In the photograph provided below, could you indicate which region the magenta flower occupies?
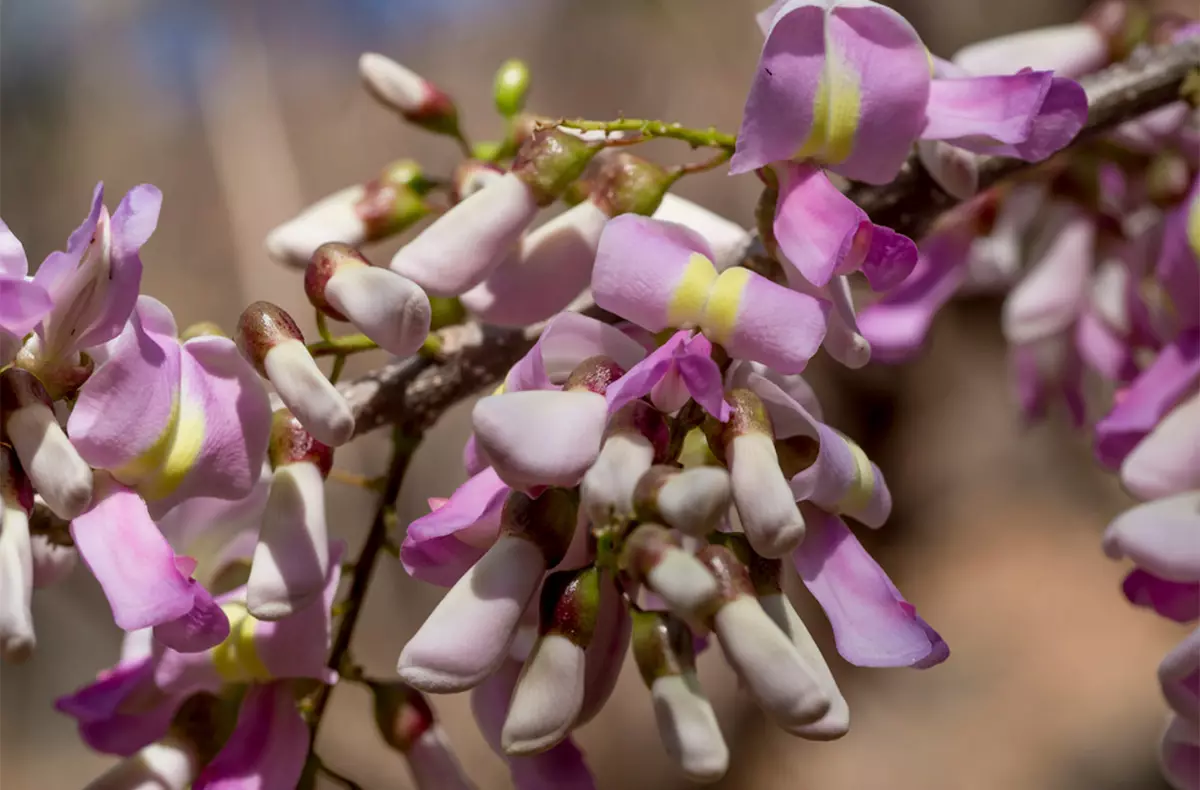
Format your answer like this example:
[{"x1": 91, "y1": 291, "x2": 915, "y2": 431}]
[
  {"x1": 192, "y1": 681, "x2": 310, "y2": 790},
  {"x1": 605, "y1": 330, "x2": 731, "y2": 420},
  {"x1": 401, "y1": 466, "x2": 509, "y2": 586}
]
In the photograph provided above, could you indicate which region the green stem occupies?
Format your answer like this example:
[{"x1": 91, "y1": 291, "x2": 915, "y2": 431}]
[
  {"x1": 307, "y1": 334, "x2": 378, "y2": 357},
  {"x1": 314, "y1": 311, "x2": 334, "y2": 343},
  {"x1": 328, "y1": 355, "x2": 347, "y2": 384},
  {"x1": 556, "y1": 118, "x2": 737, "y2": 150}
]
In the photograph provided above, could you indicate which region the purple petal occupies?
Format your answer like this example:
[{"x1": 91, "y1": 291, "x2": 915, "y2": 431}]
[
  {"x1": 153, "y1": 580, "x2": 231, "y2": 653},
  {"x1": 504, "y1": 312, "x2": 647, "y2": 393},
  {"x1": 193, "y1": 682, "x2": 309, "y2": 790},
  {"x1": 861, "y1": 225, "x2": 919, "y2": 291},
  {"x1": 774, "y1": 162, "x2": 864, "y2": 288},
  {"x1": 69, "y1": 302, "x2": 180, "y2": 472},
  {"x1": 1160, "y1": 629, "x2": 1200, "y2": 720},
  {"x1": 603, "y1": 332, "x2": 684, "y2": 415},
  {"x1": 401, "y1": 467, "x2": 510, "y2": 587},
  {"x1": 1121, "y1": 570, "x2": 1200, "y2": 623},
  {"x1": 1155, "y1": 189, "x2": 1200, "y2": 334},
  {"x1": 0, "y1": 276, "x2": 52, "y2": 337},
  {"x1": 676, "y1": 333, "x2": 732, "y2": 421},
  {"x1": 794, "y1": 508, "x2": 947, "y2": 668},
  {"x1": 1121, "y1": 394, "x2": 1200, "y2": 500},
  {"x1": 1160, "y1": 715, "x2": 1200, "y2": 790},
  {"x1": 719, "y1": 270, "x2": 829, "y2": 374},
  {"x1": 70, "y1": 478, "x2": 195, "y2": 632},
  {"x1": 0, "y1": 219, "x2": 28, "y2": 278},
  {"x1": 858, "y1": 228, "x2": 971, "y2": 362},
  {"x1": 111, "y1": 185, "x2": 163, "y2": 257},
  {"x1": 923, "y1": 71, "x2": 1054, "y2": 145},
  {"x1": 55, "y1": 658, "x2": 184, "y2": 757}
]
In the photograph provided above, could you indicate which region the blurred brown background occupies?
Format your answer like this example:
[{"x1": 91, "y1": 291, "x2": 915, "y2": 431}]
[{"x1": 1, "y1": 0, "x2": 1192, "y2": 787}]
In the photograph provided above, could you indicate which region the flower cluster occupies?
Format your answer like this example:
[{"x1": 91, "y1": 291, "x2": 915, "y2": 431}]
[{"x1": 5, "y1": 0, "x2": 1195, "y2": 787}]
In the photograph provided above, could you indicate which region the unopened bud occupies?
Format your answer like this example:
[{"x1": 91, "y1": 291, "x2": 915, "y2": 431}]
[
  {"x1": 373, "y1": 681, "x2": 435, "y2": 752},
  {"x1": 705, "y1": 389, "x2": 804, "y2": 557},
  {"x1": 590, "y1": 152, "x2": 674, "y2": 217},
  {"x1": 564, "y1": 355, "x2": 626, "y2": 394},
  {"x1": 265, "y1": 186, "x2": 371, "y2": 269},
  {"x1": 237, "y1": 302, "x2": 354, "y2": 447},
  {"x1": 359, "y1": 53, "x2": 461, "y2": 138},
  {"x1": 0, "y1": 368, "x2": 93, "y2": 520},
  {"x1": 356, "y1": 179, "x2": 430, "y2": 243},
  {"x1": 501, "y1": 487, "x2": 580, "y2": 568},
  {"x1": 0, "y1": 446, "x2": 35, "y2": 663},
  {"x1": 696, "y1": 543, "x2": 830, "y2": 733},
  {"x1": 511, "y1": 128, "x2": 601, "y2": 206},
  {"x1": 502, "y1": 567, "x2": 599, "y2": 755},
  {"x1": 631, "y1": 609, "x2": 729, "y2": 782},
  {"x1": 917, "y1": 139, "x2": 979, "y2": 202},
  {"x1": 633, "y1": 465, "x2": 732, "y2": 537},
  {"x1": 622, "y1": 524, "x2": 718, "y2": 625},
  {"x1": 306, "y1": 243, "x2": 431, "y2": 357},
  {"x1": 581, "y1": 402, "x2": 669, "y2": 526},
  {"x1": 493, "y1": 59, "x2": 531, "y2": 118}
]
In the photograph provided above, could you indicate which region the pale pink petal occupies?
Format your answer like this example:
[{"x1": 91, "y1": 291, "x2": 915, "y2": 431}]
[
  {"x1": 1121, "y1": 395, "x2": 1200, "y2": 500},
  {"x1": 69, "y1": 305, "x2": 180, "y2": 472},
  {"x1": 193, "y1": 682, "x2": 309, "y2": 790},
  {"x1": 674, "y1": 333, "x2": 732, "y2": 420},
  {"x1": 923, "y1": 72, "x2": 1053, "y2": 145},
  {"x1": 952, "y1": 23, "x2": 1108, "y2": 78},
  {"x1": 0, "y1": 277, "x2": 51, "y2": 337},
  {"x1": 858, "y1": 228, "x2": 970, "y2": 362},
  {"x1": 56, "y1": 659, "x2": 186, "y2": 757},
  {"x1": 716, "y1": 270, "x2": 830, "y2": 374},
  {"x1": 504, "y1": 312, "x2": 646, "y2": 393},
  {"x1": 1160, "y1": 629, "x2": 1200, "y2": 720},
  {"x1": 1160, "y1": 715, "x2": 1200, "y2": 790},
  {"x1": 604, "y1": 332, "x2": 685, "y2": 415},
  {"x1": 1103, "y1": 492, "x2": 1200, "y2": 583},
  {"x1": 70, "y1": 478, "x2": 194, "y2": 632},
  {"x1": 0, "y1": 219, "x2": 28, "y2": 277},
  {"x1": 153, "y1": 579, "x2": 230, "y2": 653},
  {"x1": 794, "y1": 507, "x2": 947, "y2": 667}
]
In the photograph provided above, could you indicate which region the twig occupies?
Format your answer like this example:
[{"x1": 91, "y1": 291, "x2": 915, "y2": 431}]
[
  {"x1": 338, "y1": 39, "x2": 1199, "y2": 440},
  {"x1": 307, "y1": 427, "x2": 423, "y2": 735}
]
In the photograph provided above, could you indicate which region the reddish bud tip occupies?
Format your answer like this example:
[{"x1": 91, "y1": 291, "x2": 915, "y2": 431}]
[
  {"x1": 236, "y1": 301, "x2": 304, "y2": 374},
  {"x1": 306, "y1": 243, "x2": 369, "y2": 321},
  {"x1": 268, "y1": 409, "x2": 334, "y2": 476}
]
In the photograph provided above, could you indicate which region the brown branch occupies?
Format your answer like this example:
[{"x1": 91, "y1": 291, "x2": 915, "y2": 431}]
[{"x1": 340, "y1": 38, "x2": 1199, "y2": 439}]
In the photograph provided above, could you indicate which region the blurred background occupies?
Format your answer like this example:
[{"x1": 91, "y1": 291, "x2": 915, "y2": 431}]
[{"x1": 1, "y1": 0, "x2": 1194, "y2": 787}]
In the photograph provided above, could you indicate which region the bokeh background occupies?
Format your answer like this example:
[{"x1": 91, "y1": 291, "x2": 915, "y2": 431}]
[{"x1": 1, "y1": 0, "x2": 1194, "y2": 787}]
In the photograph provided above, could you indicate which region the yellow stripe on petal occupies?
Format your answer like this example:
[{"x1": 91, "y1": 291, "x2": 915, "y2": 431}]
[
  {"x1": 836, "y1": 435, "x2": 875, "y2": 514},
  {"x1": 112, "y1": 398, "x2": 181, "y2": 488},
  {"x1": 794, "y1": 36, "x2": 861, "y2": 166},
  {"x1": 138, "y1": 406, "x2": 205, "y2": 501},
  {"x1": 666, "y1": 253, "x2": 718, "y2": 328},
  {"x1": 702, "y1": 267, "x2": 751, "y2": 346},
  {"x1": 212, "y1": 604, "x2": 272, "y2": 682}
]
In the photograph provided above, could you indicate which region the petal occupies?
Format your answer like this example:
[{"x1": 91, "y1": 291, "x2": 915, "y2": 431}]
[
  {"x1": 155, "y1": 467, "x2": 272, "y2": 579},
  {"x1": 858, "y1": 228, "x2": 970, "y2": 362},
  {"x1": 1156, "y1": 193, "x2": 1200, "y2": 333},
  {"x1": 462, "y1": 200, "x2": 609, "y2": 327},
  {"x1": 651, "y1": 194, "x2": 752, "y2": 270},
  {"x1": 145, "y1": 334, "x2": 273, "y2": 512},
  {"x1": 774, "y1": 162, "x2": 864, "y2": 288},
  {"x1": 401, "y1": 467, "x2": 509, "y2": 587},
  {"x1": 820, "y1": 274, "x2": 871, "y2": 368},
  {"x1": 732, "y1": 2, "x2": 828, "y2": 174},
  {"x1": 593, "y1": 214, "x2": 717, "y2": 333},
  {"x1": 1160, "y1": 629, "x2": 1200, "y2": 721},
  {"x1": 399, "y1": 535, "x2": 546, "y2": 693},
  {"x1": 603, "y1": 332, "x2": 684, "y2": 415},
  {"x1": 794, "y1": 508, "x2": 947, "y2": 667},
  {"x1": 246, "y1": 461, "x2": 330, "y2": 621},
  {"x1": 1103, "y1": 492, "x2": 1200, "y2": 582},
  {"x1": 1121, "y1": 394, "x2": 1200, "y2": 500},
  {"x1": 952, "y1": 23, "x2": 1108, "y2": 78},
  {"x1": 578, "y1": 574, "x2": 630, "y2": 724},
  {"x1": 707, "y1": 267, "x2": 829, "y2": 374},
  {"x1": 0, "y1": 219, "x2": 28, "y2": 277},
  {"x1": 193, "y1": 682, "x2": 309, "y2": 790},
  {"x1": 0, "y1": 494, "x2": 34, "y2": 662},
  {"x1": 504, "y1": 312, "x2": 647, "y2": 393},
  {"x1": 0, "y1": 276, "x2": 51, "y2": 337},
  {"x1": 83, "y1": 738, "x2": 198, "y2": 790},
  {"x1": 1121, "y1": 570, "x2": 1200, "y2": 623},
  {"x1": 1096, "y1": 330, "x2": 1200, "y2": 467},
  {"x1": 324, "y1": 266, "x2": 432, "y2": 357},
  {"x1": 407, "y1": 728, "x2": 476, "y2": 790},
  {"x1": 153, "y1": 580, "x2": 231, "y2": 653},
  {"x1": 820, "y1": 1, "x2": 931, "y2": 184},
  {"x1": 1011, "y1": 335, "x2": 1087, "y2": 427},
  {"x1": 502, "y1": 633, "x2": 587, "y2": 755},
  {"x1": 265, "y1": 186, "x2": 368, "y2": 268},
  {"x1": 472, "y1": 658, "x2": 597, "y2": 790},
  {"x1": 649, "y1": 673, "x2": 729, "y2": 781},
  {"x1": 861, "y1": 224, "x2": 919, "y2": 291},
  {"x1": 69, "y1": 304, "x2": 181, "y2": 473},
  {"x1": 472, "y1": 390, "x2": 609, "y2": 491},
  {"x1": 390, "y1": 172, "x2": 539, "y2": 297},
  {"x1": 923, "y1": 72, "x2": 1054, "y2": 145},
  {"x1": 675, "y1": 333, "x2": 733, "y2": 420},
  {"x1": 111, "y1": 185, "x2": 163, "y2": 257},
  {"x1": 1160, "y1": 715, "x2": 1200, "y2": 790},
  {"x1": 730, "y1": 434, "x2": 806, "y2": 558},
  {"x1": 71, "y1": 477, "x2": 195, "y2": 631},
  {"x1": 1002, "y1": 203, "x2": 1094, "y2": 345}
]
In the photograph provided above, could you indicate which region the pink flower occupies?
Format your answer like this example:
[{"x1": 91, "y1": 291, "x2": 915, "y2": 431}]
[
  {"x1": 192, "y1": 681, "x2": 310, "y2": 790},
  {"x1": 0, "y1": 221, "x2": 51, "y2": 365},
  {"x1": 66, "y1": 297, "x2": 272, "y2": 638}
]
